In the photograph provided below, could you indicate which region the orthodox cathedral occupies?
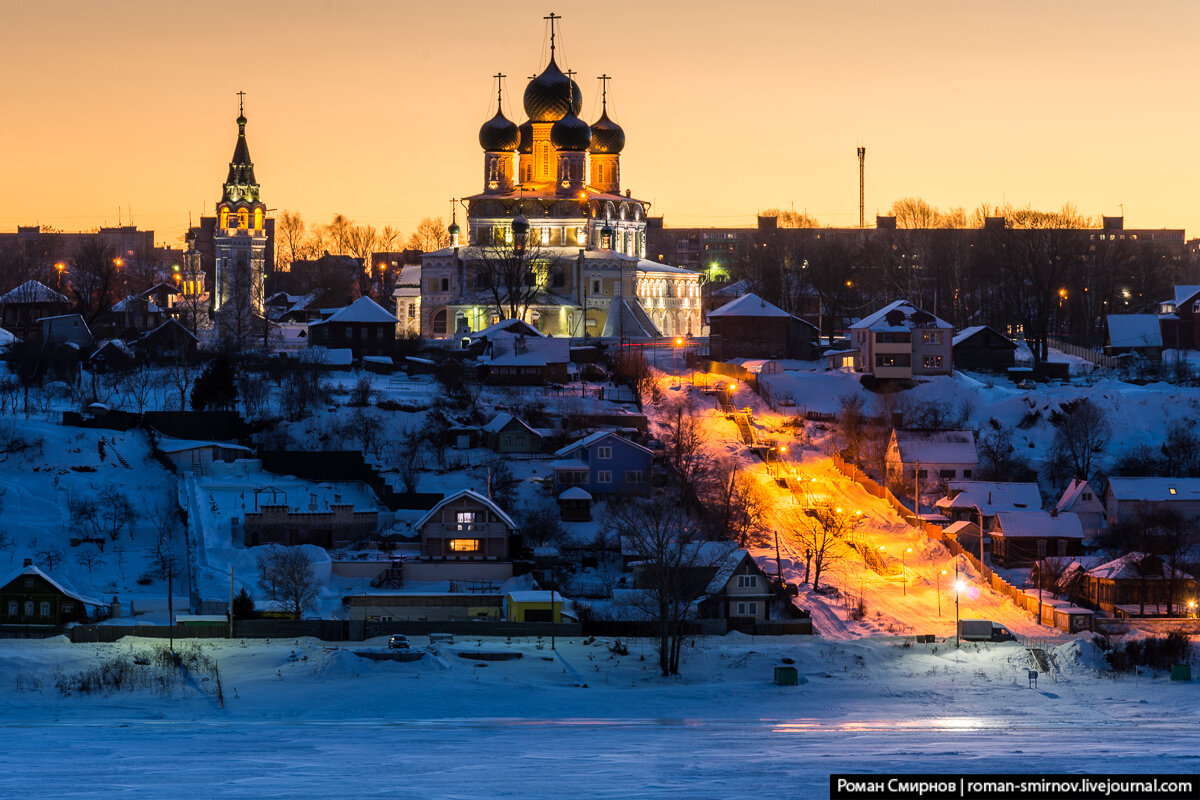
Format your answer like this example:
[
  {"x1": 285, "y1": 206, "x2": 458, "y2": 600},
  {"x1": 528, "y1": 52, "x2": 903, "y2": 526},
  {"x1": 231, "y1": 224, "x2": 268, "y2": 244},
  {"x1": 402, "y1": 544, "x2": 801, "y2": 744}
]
[{"x1": 412, "y1": 16, "x2": 702, "y2": 340}]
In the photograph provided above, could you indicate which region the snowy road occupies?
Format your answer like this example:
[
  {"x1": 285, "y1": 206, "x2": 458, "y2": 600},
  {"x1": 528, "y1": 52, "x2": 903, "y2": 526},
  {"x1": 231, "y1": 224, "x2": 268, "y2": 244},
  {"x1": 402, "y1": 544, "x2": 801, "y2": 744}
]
[{"x1": 6, "y1": 718, "x2": 1198, "y2": 799}]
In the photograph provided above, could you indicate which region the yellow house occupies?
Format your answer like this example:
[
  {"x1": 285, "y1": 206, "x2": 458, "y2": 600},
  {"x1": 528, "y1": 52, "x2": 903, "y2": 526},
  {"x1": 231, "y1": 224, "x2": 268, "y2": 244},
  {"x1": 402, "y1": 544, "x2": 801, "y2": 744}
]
[{"x1": 504, "y1": 590, "x2": 562, "y2": 623}]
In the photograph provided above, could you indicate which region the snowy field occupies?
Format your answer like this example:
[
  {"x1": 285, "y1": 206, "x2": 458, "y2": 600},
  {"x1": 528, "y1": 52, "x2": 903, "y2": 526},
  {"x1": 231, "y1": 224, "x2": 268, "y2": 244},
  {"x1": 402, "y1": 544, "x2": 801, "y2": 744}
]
[{"x1": 1, "y1": 633, "x2": 1197, "y2": 798}]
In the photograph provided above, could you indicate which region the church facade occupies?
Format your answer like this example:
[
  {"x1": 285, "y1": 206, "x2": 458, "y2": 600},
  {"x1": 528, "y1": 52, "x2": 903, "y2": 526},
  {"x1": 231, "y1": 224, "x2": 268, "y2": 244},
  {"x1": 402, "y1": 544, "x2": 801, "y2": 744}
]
[{"x1": 417, "y1": 18, "x2": 702, "y2": 341}]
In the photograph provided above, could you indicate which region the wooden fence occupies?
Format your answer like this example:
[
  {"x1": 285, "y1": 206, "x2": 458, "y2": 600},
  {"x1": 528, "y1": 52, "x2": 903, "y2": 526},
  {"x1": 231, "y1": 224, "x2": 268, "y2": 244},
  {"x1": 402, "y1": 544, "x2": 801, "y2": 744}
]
[
  {"x1": 829, "y1": 453, "x2": 1029, "y2": 610},
  {"x1": 1047, "y1": 336, "x2": 1120, "y2": 370}
]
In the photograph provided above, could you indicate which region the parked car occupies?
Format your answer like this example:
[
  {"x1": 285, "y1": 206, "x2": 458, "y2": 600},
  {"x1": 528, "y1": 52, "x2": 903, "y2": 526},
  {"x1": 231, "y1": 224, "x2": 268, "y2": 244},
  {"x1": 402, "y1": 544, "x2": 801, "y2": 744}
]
[
  {"x1": 388, "y1": 634, "x2": 410, "y2": 650},
  {"x1": 957, "y1": 619, "x2": 1017, "y2": 643}
]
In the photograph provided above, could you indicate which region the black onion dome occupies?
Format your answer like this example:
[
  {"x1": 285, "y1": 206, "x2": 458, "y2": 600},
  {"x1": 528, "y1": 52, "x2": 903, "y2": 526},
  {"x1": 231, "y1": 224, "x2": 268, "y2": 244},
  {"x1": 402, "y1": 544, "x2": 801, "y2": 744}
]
[
  {"x1": 588, "y1": 110, "x2": 625, "y2": 154},
  {"x1": 518, "y1": 120, "x2": 533, "y2": 154},
  {"x1": 478, "y1": 109, "x2": 520, "y2": 152},
  {"x1": 550, "y1": 108, "x2": 591, "y2": 152},
  {"x1": 523, "y1": 57, "x2": 582, "y2": 123}
]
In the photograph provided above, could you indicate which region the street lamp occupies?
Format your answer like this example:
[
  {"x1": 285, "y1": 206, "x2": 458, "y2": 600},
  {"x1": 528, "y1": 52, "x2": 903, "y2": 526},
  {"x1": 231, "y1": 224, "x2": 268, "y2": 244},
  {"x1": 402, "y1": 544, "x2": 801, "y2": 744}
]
[
  {"x1": 902, "y1": 547, "x2": 912, "y2": 596},
  {"x1": 937, "y1": 569, "x2": 947, "y2": 617}
]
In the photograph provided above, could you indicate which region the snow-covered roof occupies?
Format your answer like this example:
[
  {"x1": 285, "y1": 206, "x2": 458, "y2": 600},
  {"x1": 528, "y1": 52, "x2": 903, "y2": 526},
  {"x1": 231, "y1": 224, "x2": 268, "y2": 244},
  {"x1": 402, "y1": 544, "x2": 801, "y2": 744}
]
[
  {"x1": 851, "y1": 300, "x2": 953, "y2": 332},
  {"x1": 1055, "y1": 479, "x2": 1099, "y2": 513},
  {"x1": 711, "y1": 279, "x2": 749, "y2": 298},
  {"x1": 601, "y1": 297, "x2": 660, "y2": 339},
  {"x1": 952, "y1": 325, "x2": 1015, "y2": 348},
  {"x1": 1163, "y1": 285, "x2": 1200, "y2": 307},
  {"x1": 549, "y1": 458, "x2": 589, "y2": 471},
  {"x1": 0, "y1": 279, "x2": 68, "y2": 304},
  {"x1": 635, "y1": 259, "x2": 699, "y2": 276},
  {"x1": 412, "y1": 489, "x2": 517, "y2": 531},
  {"x1": 111, "y1": 295, "x2": 162, "y2": 313},
  {"x1": 92, "y1": 339, "x2": 135, "y2": 359},
  {"x1": 155, "y1": 437, "x2": 253, "y2": 455},
  {"x1": 943, "y1": 520, "x2": 980, "y2": 537},
  {"x1": 505, "y1": 590, "x2": 561, "y2": 604},
  {"x1": 310, "y1": 347, "x2": 353, "y2": 366},
  {"x1": 704, "y1": 546, "x2": 756, "y2": 595},
  {"x1": 1087, "y1": 552, "x2": 1194, "y2": 581},
  {"x1": 0, "y1": 564, "x2": 105, "y2": 607},
  {"x1": 1106, "y1": 314, "x2": 1162, "y2": 348},
  {"x1": 992, "y1": 511, "x2": 1084, "y2": 539},
  {"x1": 363, "y1": 356, "x2": 392, "y2": 365},
  {"x1": 891, "y1": 430, "x2": 977, "y2": 465},
  {"x1": 707, "y1": 293, "x2": 795, "y2": 319},
  {"x1": 482, "y1": 413, "x2": 541, "y2": 436},
  {"x1": 935, "y1": 481, "x2": 1041, "y2": 515},
  {"x1": 554, "y1": 430, "x2": 652, "y2": 458},
  {"x1": 467, "y1": 318, "x2": 544, "y2": 341},
  {"x1": 558, "y1": 487, "x2": 592, "y2": 501},
  {"x1": 0, "y1": 327, "x2": 16, "y2": 346},
  {"x1": 310, "y1": 296, "x2": 398, "y2": 325},
  {"x1": 1105, "y1": 477, "x2": 1200, "y2": 503}
]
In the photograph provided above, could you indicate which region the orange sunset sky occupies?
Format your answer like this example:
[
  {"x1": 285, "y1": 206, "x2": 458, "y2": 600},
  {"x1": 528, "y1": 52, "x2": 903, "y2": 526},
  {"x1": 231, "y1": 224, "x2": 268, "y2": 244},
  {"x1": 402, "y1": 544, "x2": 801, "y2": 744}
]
[{"x1": 3, "y1": 0, "x2": 1199, "y2": 248}]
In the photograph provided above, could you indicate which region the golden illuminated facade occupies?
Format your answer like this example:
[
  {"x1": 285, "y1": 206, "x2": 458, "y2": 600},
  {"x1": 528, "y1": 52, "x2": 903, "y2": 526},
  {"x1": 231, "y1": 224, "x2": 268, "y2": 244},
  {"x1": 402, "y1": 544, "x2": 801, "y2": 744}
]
[
  {"x1": 212, "y1": 97, "x2": 267, "y2": 341},
  {"x1": 418, "y1": 17, "x2": 701, "y2": 340}
]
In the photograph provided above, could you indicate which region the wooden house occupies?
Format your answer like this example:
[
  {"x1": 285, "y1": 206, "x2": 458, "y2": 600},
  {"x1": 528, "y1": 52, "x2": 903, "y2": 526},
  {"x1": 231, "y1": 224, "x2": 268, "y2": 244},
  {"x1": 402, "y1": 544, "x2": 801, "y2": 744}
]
[
  {"x1": 1103, "y1": 477, "x2": 1200, "y2": 529},
  {"x1": 951, "y1": 326, "x2": 1017, "y2": 371},
  {"x1": 414, "y1": 489, "x2": 516, "y2": 561},
  {"x1": 1106, "y1": 314, "x2": 1163, "y2": 359},
  {"x1": 308, "y1": 296, "x2": 399, "y2": 360},
  {"x1": 0, "y1": 560, "x2": 105, "y2": 629},
  {"x1": 552, "y1": 430, "x2": 653, "y2": 497},
  {"x1": 988, "y1": 511, "x2": 1085, "y2": 567},
  {"x1": 136, "y1": 319, "x2": 198, "y2": 362},
  {"x1": 1081, "y1": 552, "x2": 1198, "y2": 616},
  {"x1": 885, "y1": 430, "x2": 978, "y2": 488},
  {"x1": 1055, "y1": 479, "x2": 1106, "y2": 537},
  {"x1": 481, "y1": 413, "x2": 544, "y2": 454},
  {"x1": 697, "y1": 549, "x2": 775, "y2": 622},
  {"x1": 706, "y1": 293, "x2": 819, "y2": 363},
  {"x1": 1157, "y1": 285, "x2": 1200, "y2": 351},
  {"x1": 935, "y1": 481, "x2": 1042, "y2": 527},
  {"x1": 0, "y1": 280, "x2": 71, "y2": 343}
]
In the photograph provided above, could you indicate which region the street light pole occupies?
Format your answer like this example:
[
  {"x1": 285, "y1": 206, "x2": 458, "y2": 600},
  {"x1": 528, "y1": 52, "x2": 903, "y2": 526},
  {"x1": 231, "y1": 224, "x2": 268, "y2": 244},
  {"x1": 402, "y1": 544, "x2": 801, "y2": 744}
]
[{"x1": 954, "y1": 559, "x2": 961, "y2": 649}]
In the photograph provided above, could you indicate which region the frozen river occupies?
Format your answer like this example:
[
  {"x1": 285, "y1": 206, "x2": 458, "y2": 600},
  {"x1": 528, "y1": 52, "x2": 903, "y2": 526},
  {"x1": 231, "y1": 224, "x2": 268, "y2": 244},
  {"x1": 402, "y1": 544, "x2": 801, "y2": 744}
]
[{"x1": 6, "y1": 717, "x2": 1198, "y2": 799}]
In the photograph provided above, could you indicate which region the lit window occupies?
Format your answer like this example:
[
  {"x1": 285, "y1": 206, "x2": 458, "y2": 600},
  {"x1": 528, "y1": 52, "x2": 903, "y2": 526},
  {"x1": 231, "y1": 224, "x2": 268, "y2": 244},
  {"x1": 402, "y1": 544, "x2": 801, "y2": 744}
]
[
  {"x1": 1169, "y1": 487, "x2": 1177, "y2": 495},
  {"x1": 922, "y1": 331, "x2": 942, "y2": 345},
  {"x1": 922, "y1": 355, "x2": 943, "y2": 368},
  {"x1": 448, "y1": 539, "x2": 480, "y2": 553},
  {"x1": 455, "y1": 511, "x2": 477, "y2": 529}
]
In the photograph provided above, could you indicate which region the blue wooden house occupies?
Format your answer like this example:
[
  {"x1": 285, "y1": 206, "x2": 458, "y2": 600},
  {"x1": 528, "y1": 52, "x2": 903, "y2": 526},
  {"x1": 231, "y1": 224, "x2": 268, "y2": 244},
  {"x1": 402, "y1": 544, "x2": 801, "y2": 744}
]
[{"x1": 551, "y1": 431, "x2": 652, "y2": 497}]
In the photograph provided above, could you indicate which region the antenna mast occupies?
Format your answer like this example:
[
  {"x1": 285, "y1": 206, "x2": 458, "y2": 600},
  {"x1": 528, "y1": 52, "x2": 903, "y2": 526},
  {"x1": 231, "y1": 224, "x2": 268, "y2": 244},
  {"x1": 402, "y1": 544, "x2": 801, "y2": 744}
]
[{"x1": 857, "y1": 146, "x2": 866, "y2": 229}]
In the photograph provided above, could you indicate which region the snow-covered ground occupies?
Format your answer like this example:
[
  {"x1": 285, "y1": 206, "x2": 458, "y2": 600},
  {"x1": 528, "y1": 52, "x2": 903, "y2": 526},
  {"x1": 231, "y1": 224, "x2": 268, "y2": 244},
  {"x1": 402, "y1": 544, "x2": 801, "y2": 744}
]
[{"x1": 1, "y1": 633, "x2": 1196, "y2": 798}]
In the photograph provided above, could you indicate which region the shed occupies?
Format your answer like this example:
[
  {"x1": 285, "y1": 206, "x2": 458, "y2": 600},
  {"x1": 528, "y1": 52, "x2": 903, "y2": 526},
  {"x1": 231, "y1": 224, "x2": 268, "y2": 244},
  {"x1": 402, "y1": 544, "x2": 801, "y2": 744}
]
[
  {"x1": 504, "y1": 590, "x2": 562, "y2": 623},
  {"x1": 557, "y1": 486, "x2": 593, "y2": 522},
  {"x1": 952, "y1": 326, "x2": 1017, "y2": 371}
]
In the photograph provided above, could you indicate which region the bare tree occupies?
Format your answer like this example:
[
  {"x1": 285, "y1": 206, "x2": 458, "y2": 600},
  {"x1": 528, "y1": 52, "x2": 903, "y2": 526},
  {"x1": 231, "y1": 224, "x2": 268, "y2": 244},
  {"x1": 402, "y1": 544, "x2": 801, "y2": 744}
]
[
  {"x1": 704, "y1": 457, "x2": 766, "y2": 547},
  {"x1": 658, "y1": 395, "x2": 709, "y2": 503},
  {"x1": 786, "y1": 502, "x2": 855, "y2": 592},
  {"x1": 610, "y1": 499, "x2": 725, "y2": 676},
  {"x1": 98, "y1": 486, "x2": 136, "y2": 541},
  {"x1": 274, "y1": 210, "x2": 308, "y2": 271},
  {"x1": 1049, "y1": 398, "x2": 1111, "y2": 482},
  {"x1": 256, "y1": 547, "x2": 321, "y2": 619},
  {"x1": 477, "y1": 238, "x2": 552, "y2": 324},
  {"x1": 76, "y1": 546, "x2": 103, "y2": 575},
  {"x1": 36, "y1": 545, "x2": 65, "y2": 571},
  {"x1": 407, "y1": 217, "x2": 452, "y2": 252}
]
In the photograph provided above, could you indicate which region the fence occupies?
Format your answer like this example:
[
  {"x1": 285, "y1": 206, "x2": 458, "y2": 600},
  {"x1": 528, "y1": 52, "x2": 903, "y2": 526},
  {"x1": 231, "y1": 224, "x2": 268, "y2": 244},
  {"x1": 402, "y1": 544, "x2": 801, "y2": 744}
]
[
  {"x1": 829, "y1": 453, "x2": 1029, "y2": 610},
  {"x1": 1047, "y1": 336, "x2": 1120, "y2": 370},
  {"x1": 68, "y1": 619, "x2": 583, "y2": 644}
]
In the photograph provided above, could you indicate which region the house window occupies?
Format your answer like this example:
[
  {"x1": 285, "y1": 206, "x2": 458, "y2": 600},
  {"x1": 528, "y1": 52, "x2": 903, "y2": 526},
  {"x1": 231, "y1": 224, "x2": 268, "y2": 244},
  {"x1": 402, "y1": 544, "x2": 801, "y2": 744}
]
[
  {"x1": 962, "y1": 470, "x2": 972, "y2": 478},
  {"x1": 440, "y1": 278, "x2": 450, "y2": 292},
  {"x1": 455, "y1": 511, "x2": 478, "y2": 530},
  {"x1": 939, "y1": 469, "x2": 955, "y2": 479},
  {"x1": 875, "y1": 353, "x2": 911, "y2": 367},
  {"x1": 597, "y1": 446, "x2": 612, "y2": 460},
  {"x1": 433, "y1": 310, "x2": 448, "y2": 335},
  {"x1": 1082, "y1": 492, "x2": 1092, "y2": 501},
  {"x1": 448, "y1": 539, "x2": 480, "y2": 553},
  {"x1": 597, "y1": 470, "x2": 613, "y2": 484},
  {"x1": 624, "y1": 470, "x2": 644, "y2": 484},
  {"x1": 408, "y1": 304, "x2": 416, "y2": 319},
  {"x1": 1057, "y1": 539, "x2": 1068, "y2": 556},
  {"x1": 62, "y1": 603, "x2": 75, "y2": 615},
  {"x1": 6, "y1": 601, "x2": 15, "y2": 616},
  {"x1": 39, "y1": 601, "x2": 50, "y2": 617},
  {"x1": 922, "y1": 331, "x2": 942, "y2": 345},
  {"x1": 23, "y1": 601, "x2": 33, "y2": 616},
  {"x1": 922, "y1": 355, "x2": 943, "y2": 369},
  {"x1": 735, "y1": 601, "x2": 758, "y2": 616},
  {"x1": 23, "y1": 577, "x2": 33, "y2": 588},
  {"x1": 592, "y1": 280, "x2": 601, "y2": 294},
  {"x1": 736, "y1": 575, "x2": 758, "y2": 589}
]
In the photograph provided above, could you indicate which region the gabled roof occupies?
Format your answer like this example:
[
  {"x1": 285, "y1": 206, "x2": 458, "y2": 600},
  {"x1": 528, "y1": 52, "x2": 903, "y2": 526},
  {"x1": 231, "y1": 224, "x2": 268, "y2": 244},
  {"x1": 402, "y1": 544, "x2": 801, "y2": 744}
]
[
  {"x1": 707, "y1": 292, "x2": 798, "y2": 320},
  {"x1": 1162, "y1": 285, "x2": 1200, "y2": 307},
  {"x1": 943, "y1": 520, "x2": 980, "y2": 537},
  {"x1": 155, "y1": 437, "x2": 253, "y2": 455},
  {"x1": 851, "y1": 300, "x2": 953, "y2": 332},
  {"x1": 309, "y1": 296, "x2": 398, "y2": 325},
  {"x1": 1087, "y1": 552, "x2": 1194, "y2": 581},
  {"x1": 1106, "y1": 314, "x2": 1162, "y2": 348},
  {"x1": 467, "y1": 318, "x2": 544, "y2": 341},
  {"x1": 0, "y1": 564, "x2": 105, "y2": 607},
  {"x1": 554, "y1": 430, "x2": 652, "y2": 458},
  {"x1": 601, "y1": 297, "x2": 660, "y2": 339},
  {"x1": 705, "y1": 547, "x2": 762, "y2": 595},
  {"x1": 992, "y1": 511, "x2": 1084, "y2": 539},
  {"x1": 112, "y1": 294, "x2": 162, "y2": 314},
  {"x1": 139, "y1": 318, "x2": 199, "y2": 343},
  {"x1": 935, "y1": 481, "x2": 1042, "y2": 515},
  {"x1": 413, "y1": 489, "x2": 517, "y2": 531},
  {"x1": 952, "y1": 325, "x2": 1016, "y2": 348},
  {"x1": 891, "y1": 430, "x2": 977, "y2": 465},
  {"x1": 482, "y1": 413, "x2": 542, "y2": 437},
  {"x1": 0, "y1": 279, "x2": 69, "y2": 304},
  {"x1": 1056, "y1": 478, "x2": 1100, "y2": 513},
  {"x1": 91, "y1": 339, "x2": 135, "y2": 359},
  {"x1": 1105, "y1": 477, "x2": 1200, "y2": 503},
  {"x1": 558, "y1": 486, "x2": 593, "y2": 501}
]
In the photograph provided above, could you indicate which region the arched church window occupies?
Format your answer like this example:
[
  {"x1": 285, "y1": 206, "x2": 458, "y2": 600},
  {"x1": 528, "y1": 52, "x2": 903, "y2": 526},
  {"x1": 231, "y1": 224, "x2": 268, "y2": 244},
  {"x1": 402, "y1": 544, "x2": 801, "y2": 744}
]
[
  {"x1": 219, "y1": 208, "x2": 230, "y2": 229},
  {"x1": 237, "y1": 209, "x2": 248, "y2": 228},
  {"x1": 432, "y1": 309, "x2": 447, "y2": 335},
  {"x1": 254, "y1": 208, "x2": 263, "y2": 230}
]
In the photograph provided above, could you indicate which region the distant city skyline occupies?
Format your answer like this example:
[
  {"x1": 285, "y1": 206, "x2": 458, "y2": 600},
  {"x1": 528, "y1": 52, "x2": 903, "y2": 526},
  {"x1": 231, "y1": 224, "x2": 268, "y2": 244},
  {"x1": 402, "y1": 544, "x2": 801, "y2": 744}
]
[{"x1": 4, "y1": 0, "x2": 1200, "y2": 247}]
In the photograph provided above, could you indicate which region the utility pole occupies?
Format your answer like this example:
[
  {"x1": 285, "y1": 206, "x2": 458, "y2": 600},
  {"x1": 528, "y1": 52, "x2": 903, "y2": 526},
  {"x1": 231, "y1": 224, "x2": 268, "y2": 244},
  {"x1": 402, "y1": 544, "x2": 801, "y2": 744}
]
[
  {"x1": 913, "y1": 460, "x2": 920, "y2": 518},
  {"x1": 857, "y1": 146, "x2": 866, "y2": 229},
  {"x1": 168, "y1": 561, "x2": 175, "y2": 655},
  {"x1": 229, "y1": 565, "x2": 234, "y2": 639}
]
